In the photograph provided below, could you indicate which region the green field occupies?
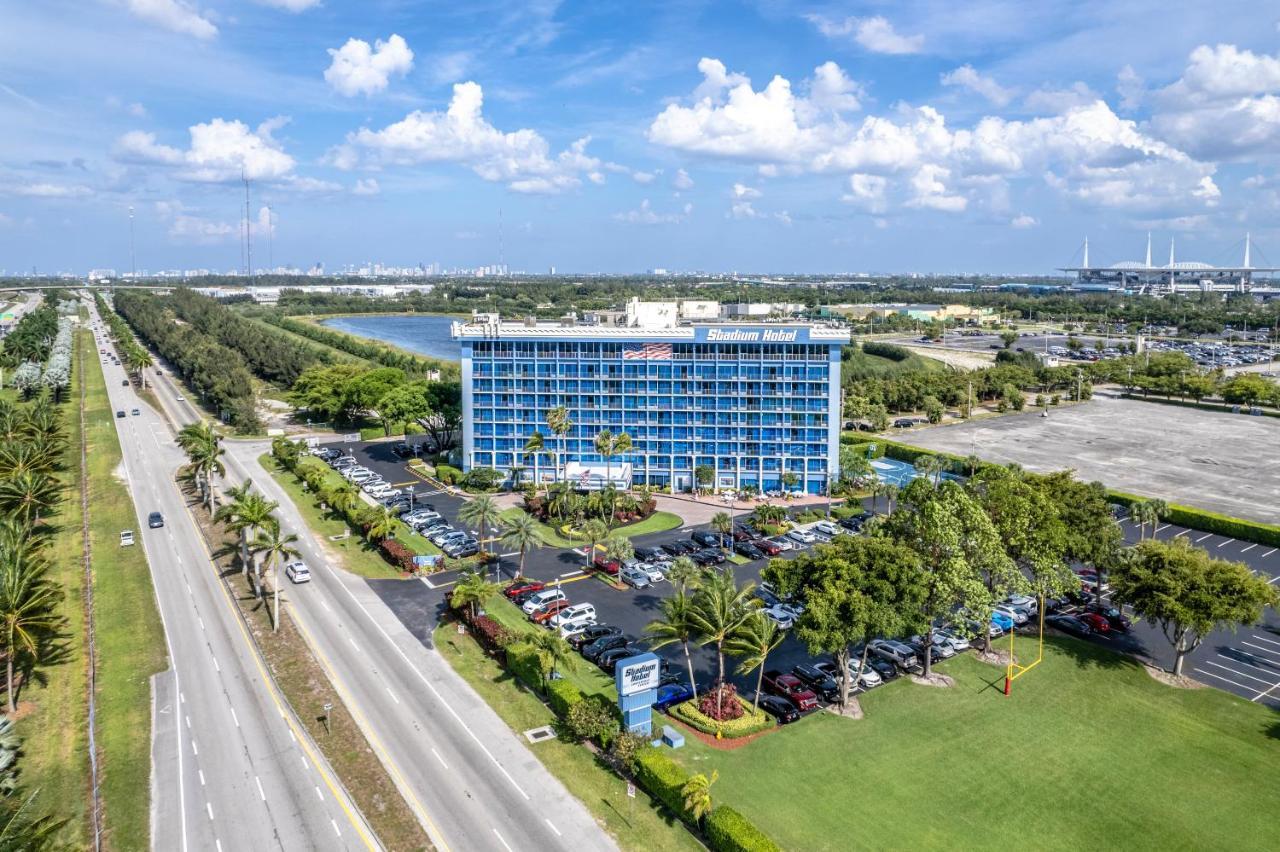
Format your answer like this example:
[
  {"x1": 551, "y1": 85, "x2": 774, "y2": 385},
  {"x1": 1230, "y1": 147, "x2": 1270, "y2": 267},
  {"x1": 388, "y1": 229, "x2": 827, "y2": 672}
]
[
  {"x1": 498, "y1": 507, "x2": 684, "y2": 549},
  {"x1": 842, "y1": 347, "x2": 947, "y2": 383},
  {"x1": 669, "y1": 637, "x2": 1280, "y2": 851}
]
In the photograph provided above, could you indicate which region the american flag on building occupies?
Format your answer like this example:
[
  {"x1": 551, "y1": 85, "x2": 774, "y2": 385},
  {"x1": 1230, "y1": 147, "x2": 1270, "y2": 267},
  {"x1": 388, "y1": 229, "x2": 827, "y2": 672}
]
[{"x1": 623, "y1": 342, "x2": 673, "y2": 360}]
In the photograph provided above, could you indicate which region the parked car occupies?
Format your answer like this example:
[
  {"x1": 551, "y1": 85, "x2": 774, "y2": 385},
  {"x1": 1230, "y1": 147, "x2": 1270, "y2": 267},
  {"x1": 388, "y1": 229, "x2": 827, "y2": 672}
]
[
  {"x1": 768, "y1": 536, "x2": 794, "y2": 552},
  {"x1": 935, "y1": 629, "x2": 971, "y2": 652},
  {"x1": 638, "y1": 564, "x2": 666, "y2": 583},
  {"x1": 994, "y1": 604, "x2": 1029, "y2": 626},
  {"x1": 689, "y1": 550, "x2": 717, "y2": 567},
  {"x1": 444, "y1": 540, "x2": 479, "y2": 559},
  {"x1": 582, "y1": 634, "x2": 631, "y2": 662},
  {"x1": 522, "y1": 589, "x2": 568, "y2": 615},
  {"x1": 695, "y1": 548, "x2": 725, "y2": 565},
  {"x1": 734, "y1": 542, "x2": 765, "y2": 561},
  {"x1": 868, "y1": 639, "x2": 919, "y2": 671},
  {"x1": 569, "y1": 624, "x2": 621, "y2": 651},
  {"x1": 755, "y1": 538, "x2": 783, "y2": 557},
  {"x1": 598, "y1": 645, "x2": 645, "y2": 674},
  {"x1": 620, "y1": 566, "x2": 651, "y2": 589},
  {"x1": 531, "y1": 599, "x2": 572, "y2": 625},
  {"x1": 893, "y1": 418, "x2": 915, "y2": 428},
  {"x1": 791, "y1": 664, "x2": 839, "y2": 702},
  {"x1": 551, "y1": 603, "x2": 596, "y2": 628},
  {"x1": 990, "y1": 610, "x2": 1015, "y2": 632},
  {"x1": 909, "y1": 634, "x2": 957, "y2": 659},
  {"x1": 762, "y1": 605, "x2": 795, "y2": 629},
  {"x1": 1077, "y1": 612, "x2": 1112, "y2": 634},
  {"x1": 1005, "y1": 595, "x2": 1038, "y2": 615},
  {"x1": 756, "y1": 693, "x2": 801, "y2": 724},
  {"x1": 504, "y1": 580, "x2": 545, "y2": 600},
  {"x1": 859, "y1": 654, "x2": 898, "y2": 682},
  {"x1": 284, "y1": 560, "x2": 311, "y2": 583},
  {"x1": 761, "y1": 670, "x2": 819, "y2": 711},
  {"x1": 691, "y1": 530, "x2": 721, "y2": 548},
  {"x1": 787, "y1": 528, "x2": 817, "y2": 545},
  {"x1": 1085, "y1": 605, "x2": 1132, "y2": 632},
  {"x1": 558, "y1": 617, "x2": 596, "y2": 640},
  {"x1": 592, "y1": 555, "x2": 621, "y2": 576},
  {"x1": 1046, "y1": 614, "x2": 1094, "y2": 638},
  {"x1": 634, "y1": 546, "x2": 665, "y2": 562},
  {"x1": 815, "y1": 659, "x2": 881, "y2": 690},
  {"x1": 662, "y1": 541, "x2": 697, "y2": 557},
  {"x1": 812, "y1": 520, "x2": 840, "y2": 537},
  {"x1": 653, "y1": 682, "x2": 696, "y2": 711}
]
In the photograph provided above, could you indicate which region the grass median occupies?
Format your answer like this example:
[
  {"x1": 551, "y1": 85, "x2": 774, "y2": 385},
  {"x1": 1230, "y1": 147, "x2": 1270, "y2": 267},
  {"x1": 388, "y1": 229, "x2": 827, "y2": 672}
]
[
  {"x1": 498, "y1": 508, "x2": 683, "y2": 549},
  {"x1": 669, "y1": 637, "x2": 1280, "y2": 851},
  {"x1": 433, "y1": 620, "x2": 701, "y2": 852}
]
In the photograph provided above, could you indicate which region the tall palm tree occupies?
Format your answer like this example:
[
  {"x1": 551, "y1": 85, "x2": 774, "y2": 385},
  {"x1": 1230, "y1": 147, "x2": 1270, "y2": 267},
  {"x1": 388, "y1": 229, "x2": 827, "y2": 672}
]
[
  {"x1": 365, "y1": 507, "x2": 398, "y2": 542},
  {"x1": 578, "y1": 518, "x2": 609, "y2": 570},
  {"x1": 127, "y1": 347, "x2": 154, "y2": 389},
  {"x1": 688, "y1": 569, "x2": 760, "y2": 716},
  {"x1": 0, "y1": 788, "x2": 70, "y2": 850},
  {"x1": 451, "y1": 570, "x2": 499, "y2": 620},
  {"x1": 499, "y1": 513, "x2": 541, "y2": 579},
  {"x1": 523, "y1": 431, "x2": 546, "y2": 495},
  {"x1": 527, "y1": 630, "x2": 578, "y2": 691},
  {"x1": 725, "y1": 611, "x2": 785, "y2": 712},
  {"x1": 215, "y1": 484, "x2": 279, "y2": 580},
  {"x1": 603, "y1": 534, "x2": 633, "y2": 565},
  {"x1": 666, "y1": 556, "x2": 699, "y2": 595},
  {"x1": 710, "y1": 511, "x2": 733, "y2": 552},
  {"x1": 458, "y1": 495, "x2": 501, "y2": 551},
  {"x1": 0, "y1": 472, "x2": 58, "y2": 526},
  {"x1": 253, "y1": 522, "x2": 300, "y2": 631},
  {"x1": 545, "y1": 406, "x2": 572, "y2": 482},
  {"x1": 177, "y1": 421, "x2": 224, "y2": 511},
  {"x1": 645, "y1": 591, "x2": 700, "y2": 697},
  {"x1": 0, "y1": 556, "x2": 60, "y2": 712},
  {"x1": 327, "y1": 481, "x2": 359, "y2": 516},
  {"x1": 681, "y1": 770, "x2": 718, "y2": 824},
  {"x1": 884, "y1": 483, "x2": 900, "y2": 514},
  {"x1": 913, "y1": 455, "x2": 943, "y2": 486}
]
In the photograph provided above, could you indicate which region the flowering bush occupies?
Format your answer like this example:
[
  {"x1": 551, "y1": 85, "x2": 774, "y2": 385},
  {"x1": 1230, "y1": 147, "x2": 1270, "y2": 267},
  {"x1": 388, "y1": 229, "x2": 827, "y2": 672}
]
[
  {"x1": 379, "y1": 538, "x2": 417, "y2": 572},
  {"x1": 698, "y1": 682, "x2": 744, "y2": 721}
]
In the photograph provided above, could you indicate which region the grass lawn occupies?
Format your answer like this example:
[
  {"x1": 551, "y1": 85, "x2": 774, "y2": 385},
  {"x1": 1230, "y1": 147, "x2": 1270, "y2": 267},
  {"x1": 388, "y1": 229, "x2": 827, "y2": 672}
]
[
  {"x1": 498, "y1": 508, "x2": 683, "y2": 549},
  {"x1": 669, "y1": 637, "x2": 1280, "y2": 851},
  {"x1": 258, "y1": 454, "x2": 425, "y2": 579},
  {"x1": 433, "y1": 621, "x2": 701, "y2": 852},
  {"x1": 81, "y1": 330, "x2": 168, "y2": 849},
  {"x1": 481, "y1": 596, "x2": 618, "y2": 701}
]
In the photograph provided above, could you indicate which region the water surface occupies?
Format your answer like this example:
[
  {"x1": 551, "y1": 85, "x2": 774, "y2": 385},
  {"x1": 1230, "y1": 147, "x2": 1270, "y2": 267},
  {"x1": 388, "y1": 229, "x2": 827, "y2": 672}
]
[{"x1": 321, "y1": 314, "x2": 461, "y2": 362}]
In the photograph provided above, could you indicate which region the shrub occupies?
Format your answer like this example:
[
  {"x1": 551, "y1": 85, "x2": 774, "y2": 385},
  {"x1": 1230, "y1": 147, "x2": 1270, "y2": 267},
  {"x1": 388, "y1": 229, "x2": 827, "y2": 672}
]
[
  {"x1": 705, "y1": 805, "x2": 782, "y2": 852},
  {"x1": 609, "y1": 730, "x2": 648, "y2": 774},
  {"x1": 404, "y1": 421, "x2": 425, "y2": 435},
  {"x1": 546, "y1": 679, "x2": 584, "y2": 718},
  {"x1": 564, "y1": 695, "x2": 619, "y2": 744},
  {"x1": 757, "y1": 522, "x2": 788, "y2": 537},
  {"x1": 794, "y1": 510, "x2": 824, "y2": 525},
  {"x1": 633, "y1": 747, "x2": 692, "y2": 823},
  {"x1": 378, "y1": 538, "x2": 418, "y2": 572},
  {"x1": 461, "y1": 467, "x2": 504, "y2": 492},
  {"x1": 436, "y1": 464, "x2": 463, "y2": 485},
  {"x1": 469, "y1": 615, "x2": 512, "y2": 654},
  {"x1": 1108, "y1": 490, "x2": 1280, "y2": 547},
  {"x1": 670, "y1": 698, "x2": 773, "y2": 738},
  {"x1": 506, "y1": 642, "x2": 545, "y2": 691},
  {"x1": 861, "y1": 341, "x2": 911, "y2": 361},
  {"x1": 698, "y1": 683, "x2": 744, "y2": 722}
]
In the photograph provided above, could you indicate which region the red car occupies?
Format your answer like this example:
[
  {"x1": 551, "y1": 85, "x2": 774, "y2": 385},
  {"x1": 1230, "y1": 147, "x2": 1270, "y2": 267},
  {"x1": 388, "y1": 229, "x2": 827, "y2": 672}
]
[
  {"x1": 531, "y1": 599, "x2": 572, "y2": 624},
  {"x1": 593, "y1": 556, "x2": 621, "y2": 576},
  {"x1": 1077, "y1": 612, "x2": 1111, "y2": 634},
  {"x1": 755, "y1": 539, "x2": 782, "y2": 557},
  {"x1": 762, "y1": 670, "x2": 819, "y2": 711},
  {"x1": 504, "y1": 580, "x2": 544, "y2": 600}
]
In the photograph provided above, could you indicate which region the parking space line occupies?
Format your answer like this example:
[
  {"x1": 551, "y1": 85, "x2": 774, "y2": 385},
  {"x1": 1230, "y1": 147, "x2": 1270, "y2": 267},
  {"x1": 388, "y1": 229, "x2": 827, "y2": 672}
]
[
  {"x1": 1252, "y1": 680, "x2": 1280, "y2": 703},
  {"x1": 1216, "y1": 538, "x2": 1235, "y2": 548},
  {"x1": 1195, "y1": 533, "x2": 1214, "y2": 543},
  {"x1": 1251, "y1": 634, "x2": 1280, "y2": 648},
  {"x1": 1262, "y1": 548, "x2": 1277, "y2": 558},
  {"x1": 1213, "y1": 656, "x2": 1278, "y2": 682},
  {"x1": 1193, "y1": 666, "x2": 1252, "y2": 691},
  {"x1": 1155, "y1": 524, "x2": 1170, "y2": 533},
  {"x1": 1240, "y1": 543, "x2": 1257, "y2": 553},
  {"x1": 1239, "y1": 641, "x2": 1280, "y2": 661},
  {"x1": 1174, "y1": 529, "x2": 1190, "y2": 538}
]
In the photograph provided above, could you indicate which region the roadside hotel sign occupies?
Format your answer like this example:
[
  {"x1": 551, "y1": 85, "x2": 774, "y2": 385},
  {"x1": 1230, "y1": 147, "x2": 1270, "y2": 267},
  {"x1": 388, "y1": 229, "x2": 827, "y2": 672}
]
[
  {"x1": 696, "y1": 326, "x2": 812, "y2": 343},
  {"x1": 614, "y1": 651, "x2": 660, "y2": 735}
]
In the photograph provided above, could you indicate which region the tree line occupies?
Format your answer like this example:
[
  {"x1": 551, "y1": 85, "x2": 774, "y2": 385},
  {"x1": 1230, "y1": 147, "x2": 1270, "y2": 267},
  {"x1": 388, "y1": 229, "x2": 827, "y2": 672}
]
[
  {"x1": 262, "y1": 315, "x2": 459, "y2": 381},
  {"x1": 287, "y1": 363, "x2": 461, "y2": 443}
]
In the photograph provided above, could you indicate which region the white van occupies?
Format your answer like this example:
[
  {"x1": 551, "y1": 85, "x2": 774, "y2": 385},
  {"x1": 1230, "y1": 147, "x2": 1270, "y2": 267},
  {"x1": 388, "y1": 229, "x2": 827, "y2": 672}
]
[
  {"x1": 521, "y1": 589, "x2": 567, "y2": 615},
  {"x1": 550, "y1": 603, "x2": 596, "y2": 628},
  {"x1": 559, "y1": 617, "x2": 597, "y2": 639},
  {"x1": 285, "y1": 560, "x2": 311, "y2": 584}
]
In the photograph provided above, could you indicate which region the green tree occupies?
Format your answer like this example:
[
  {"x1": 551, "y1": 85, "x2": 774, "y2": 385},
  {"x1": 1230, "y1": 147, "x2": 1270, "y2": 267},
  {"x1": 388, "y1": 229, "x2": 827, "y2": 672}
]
[
  {"x1": 523, "y1": 431, "x2": 546, "y2": 495},
  {"x1": 688, "y1": 568, "x2": 760, "y2": 716},
  {"x1": 1221, "y1": 373, "x2": 1274, "y2": 407},
  {"x1": 1001, "y1": 382, "x2": 1025, "y2": 412},
  {"x1": 602, "y1": 534, "x2": 634, "y2": 565},
  {"x1": 999, "y1": 330, "x2": 1019, "y2": 349},
  {"x1": 1110, "y1": 538, "x2": 1279, "y2": 676},
  {"x1": 666, "y1": 556, "x2": 699, "y2": 595},
  {"x1": 458, "y1": 495, "x2": 501, "y2": 552},
  {"x1": 176, "y1": 421, "x2": 225, "y2": 511},
  {"x1": 923, "y1": 396, "x2": 945, "y2": 424},
  {"x1": 545, "y1": 406, "x2": 573, "y2": 481},
  {"x1": 253, "y1": 522, "x2": 300, "y2": 630},
  {"x1": 215, "y1": 482, "x2": 279, "y2": 581},
  {"x1": 710, "y1": 511, "x2": 733, "y2": 551},
  {"x1": 682, "y1": 770, "x2": 718, "y2": 824},
  {"x1": 694, "y1": 464, "x2": 714, "y2": 497},
  {"x1": 375, "y1": 384, "x2": 430, "y2": 436},
  {"x1": 527, "y1": 630, "x2": 578, "y2": 690},
  {"x1": 0, "y1": 473, "x2": 58, "y2": 526},
  {"x1": 578, "y1": 518, "x2": 609, "y2": 570},
  {"x1": 499, "y1": 513, "x2": 541, "y2": 579},
  {"x1": 867, "y1": 403, "x2": 890, "y2": 432},
  {"x1": 838, "y1": 446, "x2": 872, "y2": 488},
  {"x1": 1130, "y1": 498, "x2": 1168, "y2": 541},
  {"x1": 0, "y1": 555, "x2": 60, "y2": 712},
  {"x1": 451, "y1": 569, "x2": 499, "y2": 620},
  {"x1": 645, "y1": 591, "x2": 701, "y2": 697},
  {"x1": 780, "y1": 470, "x2": 800, "y2": 494},
  {"x1": 725, "y1": 611, "x2": 785, "y2": 712},
  {"x1": 364, "y1": 507, "x2": 398, "y2": 542}
]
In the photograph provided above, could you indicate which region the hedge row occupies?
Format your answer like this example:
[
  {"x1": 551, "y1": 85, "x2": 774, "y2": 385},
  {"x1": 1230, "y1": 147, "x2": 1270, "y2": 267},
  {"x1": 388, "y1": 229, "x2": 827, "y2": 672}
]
[
  {"x1": 669, "y1": 698, "x2": 774, "y2": 738},
  {"x1": 706, "y1": 805, "x2": 783, "y2": 852},
  {"x1": 1120, "y1": 393, "x2": 1280, "y2": 420},
  {"x1": 360, "y1": 422, "x2": 405, "y2": 440},
  {"x1": 506, "y1": 642, "x2": 544, "y2": 691},
  {"x1": 634, "y1": 748, "x2": 693, "y2": 823},
  {"x1": 547, "y1": 679, "x2": 583, "y2": 717},
  {"x1": 839, "y1": 438, "x2": 886, "y2": 458},
  {"x1": 1108, "y1": 490, "x2": 1280, "y2": 548}
]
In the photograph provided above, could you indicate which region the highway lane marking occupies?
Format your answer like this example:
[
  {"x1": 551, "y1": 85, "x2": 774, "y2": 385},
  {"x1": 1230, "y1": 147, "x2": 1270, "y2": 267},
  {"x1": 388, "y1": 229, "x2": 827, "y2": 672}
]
[
  {"x1": 385, "y1": 686, "x2": 400, "y2": 705},
  {"x1": 331, "y1": 819, "x2": 342, "y2": 838},
  {"x1": 185, "y1": 715, "x2": 191, "y2": 730},
  {"x1": 230, "y1": 708, "x2": 240, "y2": 728},
  {"x1": 348, "y1": 636, "x2": 359, "y2": 652},
  {"x1": 287, "y1": 727, "x2": 296, "y2": 743},
  {"x1": 191, "y1": 739, "x2": 198, "y2": 756},
  {"x1": 492, "y1": 828, "x2": 515, "y2": 852},
  {"x1": 301, "y1": 756, "x2": 309, "y2": 772},
  {"x1": 315, "y1": 786, "x2": 324, "y2": 801},
  {"x1": 211, "y1": 656, "x2": 220, "y2": 673},
  {"x1": 430, "y1": 747, "x2": 448, "y2": 770},
  {"x1": 198, "y1": 617, "x2": 205, "y2": 631},
  {"x1": 255, "y1": 776, "x2": 266, "y2": 801},
  {"x1": 544, "y1": 819, "x2": 562, "y2": 838},
  {"x1": 206, "y1": 802, "x2": 213, "y2": 821},
  {"x1": 1195, "y1": 533, "x2": 1214, "y2": 543},
  {"x1": 1241, "y1": 544, "x2": 1257, "y2": 553},
  {"x1": 198, "y1": 770, "x2": 205, "y2": 786},
  {"x1": 321, "y1": 599, "x2": 331, "y2": 612}
]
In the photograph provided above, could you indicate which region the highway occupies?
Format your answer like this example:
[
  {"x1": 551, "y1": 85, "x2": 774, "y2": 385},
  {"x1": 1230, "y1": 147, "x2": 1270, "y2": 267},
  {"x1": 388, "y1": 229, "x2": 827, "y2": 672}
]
[
  {"x1": 124, "y1": 310, "x2": 617, "y2": 850},
  {"x1": 85, "y1": 301, "x2": 375, "y2": 852}
]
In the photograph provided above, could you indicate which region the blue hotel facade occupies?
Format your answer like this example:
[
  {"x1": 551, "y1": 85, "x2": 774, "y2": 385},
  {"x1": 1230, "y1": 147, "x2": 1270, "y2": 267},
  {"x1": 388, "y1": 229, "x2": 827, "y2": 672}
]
[{"x1": 452, "y1": 313, "x2": 850, "y2": 495}]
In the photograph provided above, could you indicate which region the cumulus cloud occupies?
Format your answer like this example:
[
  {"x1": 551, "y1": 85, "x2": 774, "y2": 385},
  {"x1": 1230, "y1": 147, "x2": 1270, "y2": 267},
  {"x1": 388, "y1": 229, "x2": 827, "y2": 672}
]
[
  {"x1": 1010, "y1": 213, "x2": 1039, "y2": 228},
  {"x1": 256, "y1": 0, "x2": 321, "y2": 10},
  {"x1": 803, "y1": 61, "x2": 863, "y2": 115},
  {"x1": 614, "y1": 199, "x2": 691, "y2": 225},
  {"x1": 672, "y1": 168, "x2": 693, "y2": 190},
  {"x1": 1150, "y1": 44, "x2": 1280, "y2": 160},
  {"x1": 1023, "y1": 82, "x2": 1099, "y2": 113},
  {"x1": 2, "y1": 182, "x2": 92, "y2": 198},
  {"x1": 125, "y1": 0, "x2": 217, "y2": 40},
  {"x1": 731, "y1": 183, "x2": 761, "y2": 199},
  {"x1": 842, "y1": 173, "x2": 887, "y2": 212},
  {"x1": 807, "y1": 14, "x2": 923, "y2": 55},
  {"x1": 324, "y1": 34, "x2": 414, "y2": 97},
  {"x1": 155, "y1": 201, "x2": 274, "y2": 244},
  {"x1": 941, "y1": 65, "x2": 1012, "y2": 107},
  {"x1": 115, "y1": 117, "x2": 297, "y2": 183},
  {"x1": 1116, "y1": 65, "x2": 1144, "y2": 111},
  {"x1": 352, "y1": 178, "x2": 380, "y2": 195},
  {"x1": 338, "y1": 81, "x2": 608, "y2": 194}
]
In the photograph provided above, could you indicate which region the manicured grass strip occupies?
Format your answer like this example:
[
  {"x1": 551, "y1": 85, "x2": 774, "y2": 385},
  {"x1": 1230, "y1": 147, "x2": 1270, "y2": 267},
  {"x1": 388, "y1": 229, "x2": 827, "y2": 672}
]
[
  {"x1": 498, "y1": 508, "x2": 684, "y2": 549},
  {"x1": 259, "y1": 454, "x2": 409, "y2": 579},
  {"x1": 482, "y1": 596, "x2": 618, "y2": 701},
  {"x1": 81, "y1": 329, "x2": 168, "y2": 850},
  {"x1": 433, "y1": 623, "x2": 702, "y2": 852},
  {"x1": 670, "y1": 639, "x2": 1280, "y2": 851}
]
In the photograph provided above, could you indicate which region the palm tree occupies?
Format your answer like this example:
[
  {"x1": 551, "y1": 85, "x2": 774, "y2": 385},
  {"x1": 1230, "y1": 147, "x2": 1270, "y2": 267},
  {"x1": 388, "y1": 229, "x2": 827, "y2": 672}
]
[
  {"x1": 578, "y1": 518, "x2": 609, "y2": 570},
  {"x1": 0, "y1": 556, "x2": 60, "y2": 711},
  {"x1": 458, "y1": 495, "x2": 501, "y2": 552},
  {"x1": 327, "y1": 481, "x2": 359, "y2": 516},
  {"x1": 527, "y1": 630, "x2": 578, "y2": 691},
  {"x1": 914, "y1": 455, "x2": 943, "y2": 486},
  {"x1": 884, "y1": 482, "x2": 900, "y2": 514},
  {"x1": 1131, "y1": 499, "x2": 1168, "y2": 540},
  {"x1": 725, "y1": 611, "x2": 784, "y2": 712},
  {"x1": 681, "y1": 770, "x2": 718, "y2": 824},
  {"x1": 252, "y1": 522, "x2": 300, "y2": 631},
  {"x1": 177, "y1": 421, "x2": 224, "y2": 511},
  {"x1": 710, "y1": 511, "x2": 733, "y2": 552},
  {"x1": 594, "y1": 428, "x2": 616, "y2": 495},
  {"x1": 0, "y1": 788, "x2": 70, "y2": 849},
  {"x1": 127, "y1": 347, "x2": 154, "y2": 388},
  {"x1": 603, "y1": 534, "x2": 633, "y2": 565},
  {"x1": 869, "y1": 479, "x2": 887, "y2": 514},
  {"x1": 451, "y1": 570, "x2": 499, "y2": 620},
  {"x1": 365, "y1": 507, "x2": 398, "y2": 542},
  {"x1": 0, "y1": 716, "x2": 21, "y2": 795},
  {"x1": 523, "y1": 431, "x2": 545, "y2": 495},
  {"x1": 216, "y1": 487, "x2": 279, "y2": 580},
  {"x1": 666, "y1": 556, "x2": 699, "y2": 595},
  {"x1": 688, "y1": 569, "x2": 759, "y2": 716},
  {"x1": 499, "y1": 513, "x2": 541, "y2": 579},
  {"x1": 646, "y1": 592, "x2": 700, "y2": 697},
  {"x1": 545, "y1": 406, "x2": 572, "y2": 482},
  {"x1": 0, "y1": 472, "x2": 58, "y2": 526}
]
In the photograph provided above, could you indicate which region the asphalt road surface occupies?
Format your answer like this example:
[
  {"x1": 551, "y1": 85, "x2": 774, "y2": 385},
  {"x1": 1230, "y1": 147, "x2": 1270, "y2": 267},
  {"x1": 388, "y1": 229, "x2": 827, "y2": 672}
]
[
  {"x1": 135, "y1": 341, "x2": 616, "y2": 851},
  {"x1": 87, "y1": 301, "x2": 374, "y2": 852}
]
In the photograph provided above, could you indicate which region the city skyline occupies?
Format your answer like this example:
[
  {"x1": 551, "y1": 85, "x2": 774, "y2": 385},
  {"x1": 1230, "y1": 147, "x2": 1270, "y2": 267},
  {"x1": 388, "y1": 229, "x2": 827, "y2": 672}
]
[{"x1": 4, "y1": 1, "x2": 1280, "y2": 273}]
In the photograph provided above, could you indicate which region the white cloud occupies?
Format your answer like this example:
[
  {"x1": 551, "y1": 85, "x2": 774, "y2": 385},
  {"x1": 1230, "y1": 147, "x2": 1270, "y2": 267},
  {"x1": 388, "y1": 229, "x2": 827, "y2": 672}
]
[
  {"x1": 3, "y1": 182, "x2": 92, "y2": 198},
  {"x1": 731, "y1": 183, "x2": 761, "y2": 199},
  {"x1": 1116, "y1": 65, "x2": 1144, "y2": 111},
  {"x1": 115, "y1": 117, "x2": 297, "y2": 182},
  {"x1": 1010, "y1": 213, "x2": 1039, "y2": 228},
  {"x1": 803, "y1": 61, "x2": 863, "y2": 115},
  {"x1": 906, "y1": 164, "x2": 966, "y2": 212},
  {"x1": 255, "y1": 0, "x2": 321, "y2": 11},
  {"x1": 155, "y1": 200, "x2": 274, "y2": 244},
  {"x1": 1023, "y1": 82, "x2": 1099, "y2": 113},
  {"x1": 614, "y1": 199, "x2": 691, "y2": 225},
  {"x1": 352, "y1": 178, "x2": 380, "y2": 195},
  {"x1": 343, "y1": 82, "x2": 606, "y2": 194},
  {"x1": 324, "y1": 34, "x2": 414, "y2": 97},
  {"x1": 672, "y1": 168, "x2": 693, "y2": 190},
  {"x1": 126, "y1": 0, "x2": 217, "y2": 39},
  {"x1": 729, "y1": 200, "x2": 758, "y2": 219},
  {"x1": 631, "y1": 171, "x2": 656, "y2": 184},
  {"x1": 941, "y1": 65, "x2": 1012, "y2": 107},
  {"x1": 1150, "y1": 44, "x2": 1280, "y2": 160},
  {"x1": 841, "y1": 173, "x2": 887, "y2": 212},
  {"x1": 808, "y1": 14, "x2": 924, "y2": 55},
  {"x1": 1170, "y1": 44, "x2": 1280, "y2": 101}
]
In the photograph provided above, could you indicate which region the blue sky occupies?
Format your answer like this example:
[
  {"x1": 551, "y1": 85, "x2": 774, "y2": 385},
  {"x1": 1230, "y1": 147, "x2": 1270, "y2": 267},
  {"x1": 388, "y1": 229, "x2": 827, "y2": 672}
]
[{"x1": 3, "y1": 0, "x2": 1280, "y2": 274}]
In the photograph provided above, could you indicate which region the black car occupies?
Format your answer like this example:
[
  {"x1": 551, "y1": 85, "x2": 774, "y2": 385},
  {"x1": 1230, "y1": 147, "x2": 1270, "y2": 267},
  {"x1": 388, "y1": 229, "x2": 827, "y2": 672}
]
[
  {"x1": 856, "y1": 652, "x2": 898, "y2": 682},
  {"x1": 634, "y1": 546, "x2": 665, "y2": 562},
  {"x1": 116, "y1": 410, "x2": 125, "y2": 418},
  {"x1": 734, "y1": 542, "x2": 765, "y2": 561},
  {"x1": 597, "y1": 645, "x2": 644, "y2": 673},
  {"x1": 696, "y1": 548, "x2": 725, "y2": 565},
  {"x1": 1086, "y1": 605, "x2": 1132, "y2": 632},
  {"x1": 756, "y1": 693, "x2": 801, "y2": 724},
  {"x1": 691, "y1": 530, "x2": 721, "y2": 548},
  {"x1": 1046, "y1": 614, "x2": 1094, "y2": 638},
  {"x1": 791, "y1": 664, "x2": 839, "y2": 702},
  {"x1": 582, "y1": 634, "x2": 631, "y2": 663},
  {"x1": 906, "y1": 638, "x2": 946, "y2": 664},
  {"x1": 568, "y1": 624, "x2": 621, "y2": 651},
  {"x1": 838, "y1": 513, "x2": 869, "y2": 531},
  {"x1": 662, "y1": 540, "x2": 697, "y2": 557},
  {"x1": 689, "y1": 550, "x2": 718, "y2": 567},
  {"x1": 147, "y1": 511, "x2": 164, "y2": 528},
  {"x1": 121, "y1": 379, "x2": 129, "y2": 386},
  {"x1": 893, "y1": 418, "x2": 915, "y2": 428}
]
